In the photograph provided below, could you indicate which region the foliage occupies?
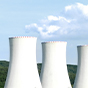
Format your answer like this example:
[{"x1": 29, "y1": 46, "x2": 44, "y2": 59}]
[
  {"x1": 0, "y1": 67, "x2": 8, "y2": 88},
  {"x1": 0, "y1": 61, "x2": 77, "y2": 88},
  {"x1": 67, "y1": 64, "x2": 77, "y2": 85},
  {"x1": 37, "y1": 63, "x2": 42, "y2": 75},
  {"x1": 0, "y1": 61, "x2": 9, "y2": 67}
]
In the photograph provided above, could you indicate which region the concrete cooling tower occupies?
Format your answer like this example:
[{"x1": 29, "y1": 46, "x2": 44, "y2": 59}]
[
  {"x1": 4, "y1": 36, "x2": 42, "y2": 88},
  {"x1": 40, "y1": 41, "x2": 72, "y2": 88},
  {"x1": 73, "y1": 45, "x2": 88, "y2": 88}
]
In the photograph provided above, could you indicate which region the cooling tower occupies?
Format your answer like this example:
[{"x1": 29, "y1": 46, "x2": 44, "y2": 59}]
[
  {"x1": 73, "y1": 45, "x2": 88, "y2": 88},
  {"x1": 40, "y1": 41, "x2": 72, "y2": 88},
  {"x1": 4, "y1": 36, "x2": 42, "y2": 88}
]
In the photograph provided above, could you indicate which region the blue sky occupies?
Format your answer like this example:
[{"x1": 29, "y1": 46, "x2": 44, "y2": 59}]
[{"x1": 1, "y1": 0, "x2": 88, "y2": 64}]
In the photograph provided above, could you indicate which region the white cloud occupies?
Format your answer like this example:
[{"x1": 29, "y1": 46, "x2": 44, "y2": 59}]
[
  {"x1": 65, "y1": 3, "x2": 88, "y2": 17},
  {"x1": 46, "y1": 25, "x2": 60, "y2": 33},
  {"x1": 48, "y1": 15, "x2": 59, "y2": 21},
  {"x1": 77, "y1": 3, "x2": 88, "y2": 16},
  {"x1": 37, "y1": 25, "x2": 60, "y2": 37},
  {"x1": 58, "y1": 16, "x2": 71, "y2": 23},
  {"x1": 25, "y1": 3, "x2": 88, "y2": 40},
  {"x1": 25, "y1": 23, "x2": 38, "y2": 30},
  {"x1": 65, "y1": 5, "x2": 72, "y2": 11}
]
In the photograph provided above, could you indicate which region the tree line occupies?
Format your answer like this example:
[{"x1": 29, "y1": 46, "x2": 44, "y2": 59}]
[{"x1": 0, "y1": 61, "x2": 77, "y2": 88}]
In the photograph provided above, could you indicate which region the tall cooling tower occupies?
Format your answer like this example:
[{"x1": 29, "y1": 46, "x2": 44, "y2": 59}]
[
  {"x1": 4, "y1": 36, "x2": 42, "y2": 88},
  {"x1": 40, "y1": 41, "x2": 72, "y2": 88},
  {"x1": 73, "y1": 45, "x2": 88, "y2": 88}
]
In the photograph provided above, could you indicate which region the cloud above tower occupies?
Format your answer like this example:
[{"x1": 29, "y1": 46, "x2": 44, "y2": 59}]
[{"x1": 25, "y1": 3, "x2": 88, "y2": 40}]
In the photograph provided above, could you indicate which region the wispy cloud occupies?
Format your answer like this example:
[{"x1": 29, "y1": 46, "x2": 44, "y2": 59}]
[{"x1": 25, "y1": 3, "x2": 88, "y2": 40}]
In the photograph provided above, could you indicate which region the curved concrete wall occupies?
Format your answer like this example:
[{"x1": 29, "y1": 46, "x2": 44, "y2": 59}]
[
  {"x1": 4, "y1": 36, "x2": 42, "y2": 88},
  {"x1": 73, "y1": 45, "x2": 88, "y2": 88},
  {"x1": 40, "y1": 41, "x2": 72, "y2": 88}
]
